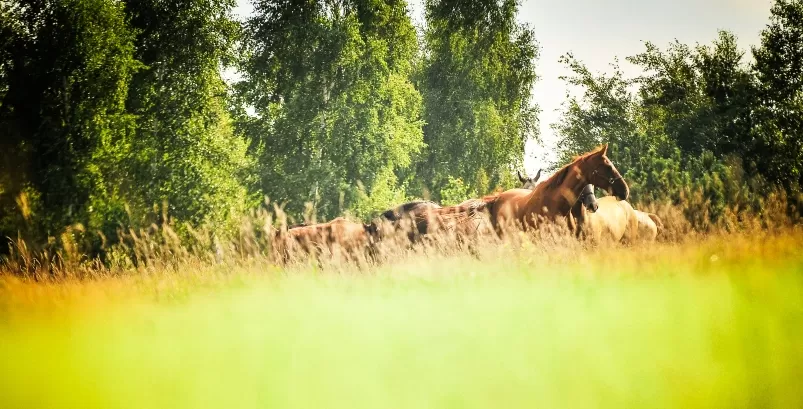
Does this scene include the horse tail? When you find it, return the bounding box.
[479,194,500,213]
[647,213,664,232]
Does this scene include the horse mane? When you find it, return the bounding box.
[540,146,604,192]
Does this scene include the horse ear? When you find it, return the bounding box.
[517,170,526,183]
[534,168,542,182]
[600,143,609,156]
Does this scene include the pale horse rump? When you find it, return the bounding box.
[573,196,665,245]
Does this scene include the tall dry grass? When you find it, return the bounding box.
[0,191,799,280]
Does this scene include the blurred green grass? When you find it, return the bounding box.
[2,232,803,409]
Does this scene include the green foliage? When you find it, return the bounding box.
[0,0,251,257]
[124,0,253,231]
[0,0,140,246]
[239,0,424,221]
[554,9,803,226]
[417,0,540,199]
[439,176,473,206]
[752,0,803,189]
[3,0,803,259]
[628,31,756,160]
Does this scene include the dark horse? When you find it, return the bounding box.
[517,169,543,189]
[482,144,628,236]
[378,200,442,242]
[378,199,488,243]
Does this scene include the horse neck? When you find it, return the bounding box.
[528,165,587,217]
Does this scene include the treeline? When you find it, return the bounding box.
[1,0,537,255]
[1,0,801,258]
[553,0,803,227]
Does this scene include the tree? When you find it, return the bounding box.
[418,0,539,199]
[552,54,645,168]
[752,0,803,190]
[123,0,253,231]
[552,38,756,217]
[239,0,424,221]
[0,0,140,248]
[628,31,755,161]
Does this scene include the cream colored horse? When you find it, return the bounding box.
[634,210,664,242]
[574,195,666,244]
[574,196,638,245]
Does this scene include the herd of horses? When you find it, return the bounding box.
[273,145,664,264]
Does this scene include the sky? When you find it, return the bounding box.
[233,0,775,176]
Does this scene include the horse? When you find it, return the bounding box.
[379,200,442,222]
[378,200,442,243]
[482,144,629,235]
[635,210,664,242]
[520,175,599,214]
[517,169,543,189]
[571,196,638,245]
[274,217,381,264]
[377,199,488,244]
[569,191,665,244]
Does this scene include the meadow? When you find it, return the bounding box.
[2,219,803,409]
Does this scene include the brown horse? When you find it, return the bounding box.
[482,144,629,234]
[517,169,543,189]
[274,217,381,264]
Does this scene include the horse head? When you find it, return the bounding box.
[517,169,542,190]
[579,184,599,213]
[580,144,629,201]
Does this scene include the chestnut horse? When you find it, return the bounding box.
[274,217,381,264]
[482,144,629,235]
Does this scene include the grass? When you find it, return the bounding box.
[1,228,803,409]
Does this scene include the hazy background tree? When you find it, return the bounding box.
[553,0,803,224]
[238,0,424,221]
[0,0,252,255]
[0,0,141,250]
[752,0,803,191]
[123,0,253,232]
[416,0,540,200]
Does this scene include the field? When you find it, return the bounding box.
[2,226,803,409]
